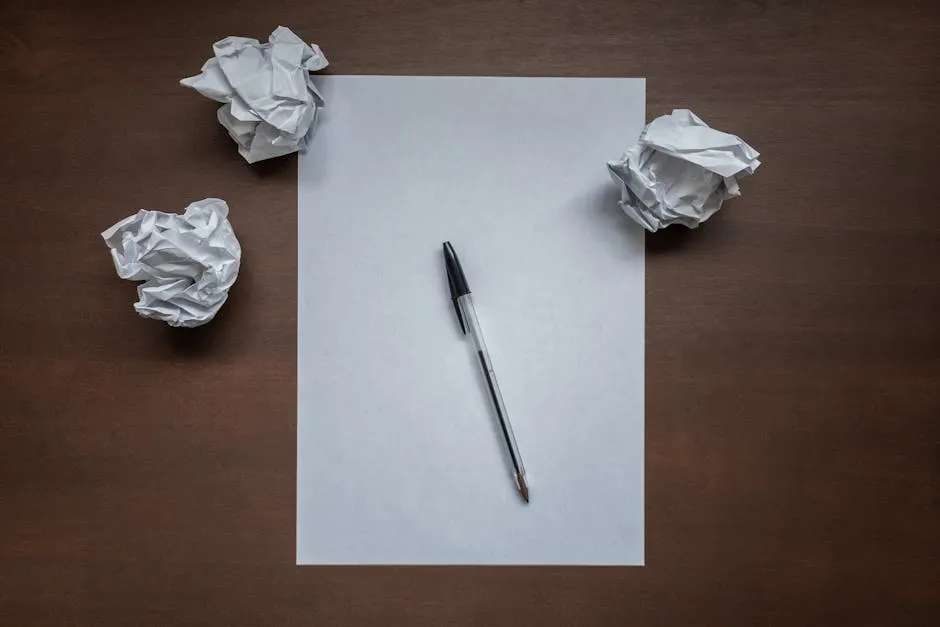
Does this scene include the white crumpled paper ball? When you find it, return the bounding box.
[608,109,761,232]
[181,26,329,163]
[101,198,241,328]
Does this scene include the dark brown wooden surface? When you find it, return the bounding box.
[1,1,938,624]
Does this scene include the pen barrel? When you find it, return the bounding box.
[457,294,526,478]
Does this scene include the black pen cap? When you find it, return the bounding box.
[442,241,471,334]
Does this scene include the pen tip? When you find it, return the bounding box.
[518,473,529,504]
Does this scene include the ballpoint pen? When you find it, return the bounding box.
[442,241,529,504]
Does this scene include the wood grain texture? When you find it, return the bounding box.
[1,0,938,624]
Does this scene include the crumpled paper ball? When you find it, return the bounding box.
[101,198,241,328]
[181,26,329,163]
[607,109,761,231]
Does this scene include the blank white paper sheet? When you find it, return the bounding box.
[297,76,645,565]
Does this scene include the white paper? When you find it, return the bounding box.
[102,198,241,328]
[608,109,761,231]
[181,26,329,163]
[297,76,645,565]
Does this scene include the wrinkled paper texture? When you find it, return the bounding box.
[102,198,241,328]
[608,109,761,231]
[181,26,329,163]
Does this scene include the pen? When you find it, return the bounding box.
[442,241,529,504]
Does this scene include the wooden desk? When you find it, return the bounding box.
[1,1,937,624]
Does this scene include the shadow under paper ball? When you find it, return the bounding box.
[245,151,295,179]
[160,260,249,358]
[645,208,737,256]
[645,224,698,255]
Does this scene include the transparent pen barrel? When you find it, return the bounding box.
[457,294,526,477]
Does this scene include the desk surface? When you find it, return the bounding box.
[1,1,937,624]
